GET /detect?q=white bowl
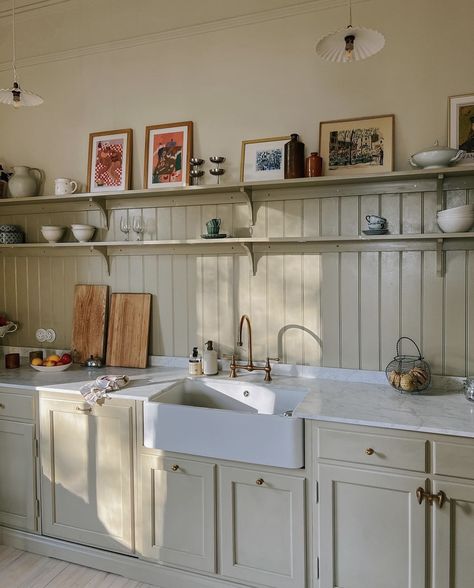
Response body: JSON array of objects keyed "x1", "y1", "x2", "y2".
[
  {"x1": 437, "y1": 216, "x2": 474, "y2": 233},
  {"x1": 437, "y1": 211, "x2": 474, "y2": 219},
  {"x1": 41, "y1": 225, "x2": 65, "y2": 243},
  {"x1": 71, "y1": 224, "x2": 95, "y2": 242},
  {"x1": 438, "y1": 204, "x2": 474, "y2": 215},
  {"x1": 30, "y1": 362, "x2": 72, "y2": 372}
]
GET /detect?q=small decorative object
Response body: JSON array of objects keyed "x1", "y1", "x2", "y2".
[
  {"x1": 319, "y1": 115, "x2": 394, "y2": 176},
  {"x1": 305, "y1": 152, "x2": 323, "y2": 177},
  {"x1": 71, "y1": 224, "x2": 95, "y2": 242},
  {"x1": 8, "y1": 165, "x2": 44, "y2": 197},
  {"x1": 5, "y1": 353, "x2": 20, "y2": 369},
  {"x1": 409, "y1": 141, "x2": 464, "y2": 169},
  {"x1": 284, "y1": 133, "x2": 305, "y2": 179},
  {"x1": 209, "y1": 156, "x2": 225, "y2": 184},
  {"x1": 315, "y1": 0, "x2": 385, "y2": 63},
  {"x1": 41, "y1": 225, "x2": 65, "y2": 244},
  {"x1": 132, "y1": 216, "x2": 145, "y2": 241},
  {"x1": 0, "y1": 320, "x2": 18, "y2": 338},
  {"x1": 120, "y1": 215, "x2": 131, "y2": 241},
  {"x1": 190, "y1": 157, "x2": 205, "y2": 185},
  {"x1": 385, "y1": 337, "x2": 431, "y2": 393},
  {"x1": 87, "y1": 129, "x2": 132, "y2": 193},
  {"x1": 0, "y1": 0, "x2": 43, "y2": 108},
  {"x1": 144, "y1": 121, "x2": 193, "y2": 188},
  {"x1": 448, "y1": 93, "x2": 474, "y2": 165},
  {"x1": 206, "y1": 218, "x2": 221, "y2": 235},
  {"x1": 363, "y1": 214, "x2": 388, "y2": 235},
  {"x1": 464, "y1": 377, "x2": 474, "y2": 402},
  {"x1": 82, "y1": 355, "x2": 104, "y2": 368},
  {"x1": 240, "y1": 136, "x2": 290, "y2": 182},
  {"x1": 55, "y1": 178, "x2": 79, "y2": 196}
]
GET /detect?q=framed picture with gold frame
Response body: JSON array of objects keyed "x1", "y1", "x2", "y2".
[
  {"x1": 144, "y1": 121, "x2": 193, "y2": 188},
  {"x1": 449, "y1": 93, "x2": 474, "y2": 165},
  {"x1": 319, "y1": 114, "x2": 394, "y2": 176},
  {"x1": 240, "y1": 136, "x2": 290, "y2": 182},
  {"x1": 87, "y1": 128, "x2": 133, "y2": 192}
]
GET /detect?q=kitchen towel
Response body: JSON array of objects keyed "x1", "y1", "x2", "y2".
[{"x1": 80, "y1": 374, "x2": 129, "y2": 406}]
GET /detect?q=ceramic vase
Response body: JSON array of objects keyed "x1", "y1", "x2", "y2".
[{"x1": 8, "y1": 166, "x2": 43, "y2": 197}]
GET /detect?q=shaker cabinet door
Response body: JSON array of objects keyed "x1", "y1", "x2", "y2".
[
  {"x1": 318, "y1": 464, "x2": 426, "y2": 588},
  {"x1": 40, "y1": 397, "x2": 134, "y2": 554},
  {"x1": 0, "y1": 420, "x2": 37, "y2": 532}
]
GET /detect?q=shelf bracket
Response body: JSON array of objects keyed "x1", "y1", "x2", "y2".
[
  {"x1": 436, "y1": 173, "x2": 445, "y2": 212},
  {"x1": 436, "y1": 238, "x2": 444, "y2": 277},
  {"x1": 91, "y1": 246, "x2": 110, "y2": 276},
  {"x1": 241, "y1": 242, "x2": 256, "y2": 276},
  {"x1": 89, "y1": 197, "x2": 109, "y2": 229},
  {"x1": 240, "y1": 187, "x2": 255, "y2": 227}
]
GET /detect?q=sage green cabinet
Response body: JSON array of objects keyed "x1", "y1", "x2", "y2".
[
  {"x1": 219, "y1": 465, "x2": 305, "y2": 588},
  {"x1": 39, "y1": 395, "x2": 134, "y2": 554},
  {"x1": 139, "y1": 454, "x2": 216, "y2": 573},
  {"x1": 0, "y1": 419, "x2": 37, "y2": 532}
]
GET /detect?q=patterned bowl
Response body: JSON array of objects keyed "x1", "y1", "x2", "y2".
[
  {"x1": 0, "y1": 224, "x2": 19, "y2": 232},
  {"x1": 0, "y1": 230, "x2": 24, "y2": 244}
]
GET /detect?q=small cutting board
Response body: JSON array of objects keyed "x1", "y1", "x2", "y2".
[
  {"x1": 71, "y1": 284, "x2": 109, "y2": 364},
  {"x1": 106, "y1": 293, "x2": 152, "y2": 368}
]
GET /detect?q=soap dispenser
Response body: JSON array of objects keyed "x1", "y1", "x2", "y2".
[
  {"x1": 203, "y1": 340, "x2": 218, "y2": 375},
  {"x1": 189, "y1": 346, "x2": 203, "y2": 376}
]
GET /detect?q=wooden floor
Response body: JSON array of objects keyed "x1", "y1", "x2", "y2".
[{"x1": 0, "y1": 545, "x2": 158, "y2": 588}]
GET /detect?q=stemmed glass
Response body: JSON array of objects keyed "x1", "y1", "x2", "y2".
[
  {"x1": 133, "y1": 216, "x2": 145, "y2": 241},
  {"x1": 120, "y1": 216, "x2": 131, "y2": 241}
]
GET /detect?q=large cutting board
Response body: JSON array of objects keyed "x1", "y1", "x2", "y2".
[
  {"x1": 71, "y1": 284, "x2": 109, "y2": 364},
  {"x1": 106, "y1": 293, "x2": 151, "y2": 368}
]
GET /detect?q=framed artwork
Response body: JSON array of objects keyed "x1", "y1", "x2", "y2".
[
  {"x1": 87, "y1": 129, "x2": 132, "y2": 192},
  {"x1": 144, "y1": 121, "x2": 193, "y2": 188},
  {"x1": 240, "y1": 136, "x2": 290, "y2": 182},
  {"x1": 319, "y1": 115, "x2": 394, "y2": 176},
  {"x1": 449, "y1": 93, "x2": 474, "y2": 164}
]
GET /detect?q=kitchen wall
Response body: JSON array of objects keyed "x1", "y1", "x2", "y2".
[{"x1": 0, "y1": 0, "x2": 473, "y2": 374}]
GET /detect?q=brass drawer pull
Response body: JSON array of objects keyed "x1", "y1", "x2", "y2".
[
  {"x1": 171, "y1": 464, "x2": 179, "y2": 471},
  {"x1": 75, "y1": 406, "x2": 92, "y2": 413},
  {"x1": 365, "y1": 448, "x2": 375, "y2": 455},
  {"x1": 256, "y1": 478, "x2": 264, "y2": 486},
  {"x1": 0, "y1": 403, "x2": 5, "y2": 409},
  {"x1": 416, "y1": 487, "x2": 447, "y2": 509}
]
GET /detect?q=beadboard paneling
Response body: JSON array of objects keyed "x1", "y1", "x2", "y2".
[{"x1": 1, "y1": 186, "x2": 474, "y2": 375}]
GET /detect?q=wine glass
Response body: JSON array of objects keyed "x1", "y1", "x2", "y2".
[
  {"x1": 120, "y1": 216, "x2": 131, "y2": 241},
  {"x1": 133, "y1": 216, "x2": 145, "y2": 241}
]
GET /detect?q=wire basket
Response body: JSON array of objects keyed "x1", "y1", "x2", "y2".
[{"x1": 385, "y1": 337, "x2": 431, "y2": 393}]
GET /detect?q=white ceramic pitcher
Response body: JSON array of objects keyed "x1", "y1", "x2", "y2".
[{"x1": 8, "y1": 166, "x2": 44, "y2": 197}]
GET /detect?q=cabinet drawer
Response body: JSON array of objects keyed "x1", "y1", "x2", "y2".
[
  {"x1": 433, "y1": 439, "x2": 474, "y2": 479},
  {"x1": 317, "y1": 427, "x2": 427, "y2": 472},
  {"x1": 0, "y1": 390, "x2": 34, "y2": 421}
]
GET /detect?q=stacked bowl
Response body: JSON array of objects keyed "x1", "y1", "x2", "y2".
[
  {"x1": 0, "y1": 224, "x2": 25, "y2": 244},
  {"x1": 437, "y1": 204, "x2": 474, "y2": 233}
]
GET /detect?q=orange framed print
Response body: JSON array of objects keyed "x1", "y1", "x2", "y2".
[
  {"x1": 449, "y1": 93, "x2": 474, "y2": 165},
  {"x1": 87, "y1": 128, "x2": 132, "y2": 192},
  {"x1": 319, "y1": 114, "x2": 394, "y2": 176},
  {"x1": 144, "y1": 121, "x2": 193, "y2": 189}
]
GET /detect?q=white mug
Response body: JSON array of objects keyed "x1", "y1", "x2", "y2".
[
  {"x1": 55, "y1": 178, "x2": 78, "y2": 196},
  {"x1": 0, "y1": 322, "x2": 17, "y2": 338}
]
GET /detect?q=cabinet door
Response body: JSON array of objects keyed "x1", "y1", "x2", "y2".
[
  {"x1": 432, "y1": 480, "x2": 474, "y2": 588},
  {"x1": 319, "y1": 464, "x2": 426, "y2": 588},
  {"x1": 40, "y1": 397, "x2": 134, "y2": 554},
  {"x1": 139, "y1": 454, "x2": 215, "y2": 572},
  {"x1": 0, "y1": 420, "x2": 37, "y2": 532},
  {"x1": 219, "y1": 465, "x2": 305, "y2": 588}
]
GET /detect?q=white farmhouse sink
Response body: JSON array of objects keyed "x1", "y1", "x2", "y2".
[{"x1": 143, "y1": 378, "x2": 308, "y2": 468}]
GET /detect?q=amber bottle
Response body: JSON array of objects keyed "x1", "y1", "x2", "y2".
[{"x1": 284, "y1": 134, "x2": 305, "y2": 179}]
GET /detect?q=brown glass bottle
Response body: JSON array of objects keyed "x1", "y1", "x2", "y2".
[
  {"x1": 284, "y1": 133, "x2": 305, "y2": 179},
  {"x1": 305, "y1": 152, "x2": 323, "y2": 177}
]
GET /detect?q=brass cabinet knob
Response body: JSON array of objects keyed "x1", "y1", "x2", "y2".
[
  {"x1": 365, "y1": 448, "x2": 375, "y2": 455},
  {"x1": 171, "y1": 464, "x2": 179, "y2": 472},
  {"x1": 0, "y1": 403, "x2": 5, "y2": 409},
  {"x1": 256, "y1": 478, "x2": 264, "y2": 486}
]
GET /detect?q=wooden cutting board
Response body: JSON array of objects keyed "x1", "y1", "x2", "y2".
[
  {"x1": 106, "y1": 293, "x2": 152, "y2": 368},
  {"x1": 71, "y1": 284, "x2": 109, "y2": 364}
]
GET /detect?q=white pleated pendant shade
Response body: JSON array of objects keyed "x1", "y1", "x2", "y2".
[
  {"x1": 316, "y1": 26, "x2": 385, "y2": 62},
  {"x1": 0, "y1": 82, "x2": 43, "y2": 108}
]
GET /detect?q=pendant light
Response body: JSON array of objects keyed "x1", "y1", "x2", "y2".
[
  {"x1": 0, "y1": 0, "x2": 43, "y2": 108},
  {"x1": 316, "y1": 0, "x2": 385, "y2": 63}
]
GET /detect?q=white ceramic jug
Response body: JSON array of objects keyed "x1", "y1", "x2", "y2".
[{"x1": 8, "y1": 165, "x2": 44, "y2": 197}]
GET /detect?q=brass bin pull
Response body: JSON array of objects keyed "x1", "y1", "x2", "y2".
[
  {"x1": 416, "y1": 486, "x2": 447, "y2": 508},
  {"x1": 365, "y1": 448, "x2": 375, "y2": 455},
  {"x1": 75, "y1": 406, "x2": 92, "y2": 413},
  {"x1": 171, "y1": 464, "x2": 179, "y2": 472},
  {"x1": 256, "y1": 478, "x2": 264, "y2": 486}
]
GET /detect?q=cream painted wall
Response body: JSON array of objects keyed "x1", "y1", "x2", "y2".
[{"x1": 0, "y1": 0, "x2": 473, "y2": 374}]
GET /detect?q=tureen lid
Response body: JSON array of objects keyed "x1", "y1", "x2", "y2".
[{"x1": 418, "y1": 140, "x2": 457, "y2": 153}]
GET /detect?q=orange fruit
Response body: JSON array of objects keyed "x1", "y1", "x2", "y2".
[
  {"x1": 44, "y1": 360, "x2": 57, "y2": 367},
  {"x1": 47, "y1": 354, "x2": 61, "y2": 362},
  {"x1": 31, "y1": 357, "x2": 43, "y2": 366}
]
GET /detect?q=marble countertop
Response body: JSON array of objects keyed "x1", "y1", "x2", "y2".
[{"x1": 0, "y1": 364, "x2": 472, "y2": 438}]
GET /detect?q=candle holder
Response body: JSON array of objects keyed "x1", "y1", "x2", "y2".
[
  {"x1": 190, "y1": 157, "x2": 205, "y2": 186},
  {"x1": 209, "y1": 156, "x2": 225, "y2": 185}
]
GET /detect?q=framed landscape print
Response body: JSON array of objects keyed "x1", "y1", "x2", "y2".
[
  {"x1": 319, "y1": 115, "x2": 394, "y2": 176},
  {"x1": 240, "y1": 136, "x2": 290, "y2": 182},
  {"x1": 144, "y1": 121, "x2": 193, "y2": 188},
  {"x1": 449, "y1": 93, "x2": 474, "y2": 164},
  {"x1": 87, "y1": 129, "x2": 132, "y2": 192}
]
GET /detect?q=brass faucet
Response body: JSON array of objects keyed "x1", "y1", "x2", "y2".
[{"x1": 229, "y1": 314, "x2": 276, "y2": 382}]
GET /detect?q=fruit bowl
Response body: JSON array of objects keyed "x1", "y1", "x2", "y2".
[{"x1": 30, "y1": 362, "x2": 72, "y2": 372}]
